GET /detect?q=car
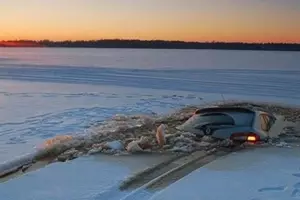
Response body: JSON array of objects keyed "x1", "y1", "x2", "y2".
[{"x1": 176, "y1": 106, "x2": 278, "y2": 142}]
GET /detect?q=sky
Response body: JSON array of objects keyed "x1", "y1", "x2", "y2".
[{"x1": 0, "y1": 0, "x2": 299, "y2": 43}]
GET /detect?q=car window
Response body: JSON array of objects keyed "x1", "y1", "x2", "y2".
[
  {"x1": 260, "y1": 115, "x2": 267, "y2": 131},
  {"x1": 225, "y1": 112, "x2": 254, "y2": 126},
  {"x1": 181, "y1": 113, "x2": 235, "y2": 130},
  {"x1": 201, "y1": 113, "x2": 235, "y2": 124},
  {"x1": 260, "y1": 114, "x2": 271, "y2": 131}
]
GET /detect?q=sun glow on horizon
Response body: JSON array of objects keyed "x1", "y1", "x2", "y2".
[{"x1": 1, "y1": 0, "x2": 300, "y2": 43}]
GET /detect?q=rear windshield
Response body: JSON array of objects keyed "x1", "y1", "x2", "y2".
[
  {"x1": 226, "y1": 112, "x2": 255, "y2": 126},
  {"x1": 181, "y1": 112, "x2": 254, "y2": 129},
  {"x1": 181, "y1": 113, "x2": 235, "y2": 128}
]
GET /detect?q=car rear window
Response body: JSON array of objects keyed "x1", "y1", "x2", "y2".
[
  {"x1": 200, "y1": 113, "x2": 235, "y2": 124},
  {"x1": 180, "y1": 113, "x2": 235, "y2": 129},
  {"x1": 226, "y1": 112, "x2": 255, "y2": 126},
  {"x1": 181, "y1": 111, "x2": 254, "y2": 130}
]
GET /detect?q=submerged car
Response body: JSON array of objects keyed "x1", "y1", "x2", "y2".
[{"x1": 176, "y1": 106, "x2": 277, "y2": 142}]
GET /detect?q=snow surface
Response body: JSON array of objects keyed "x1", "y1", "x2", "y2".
[
  {"x1": 0, "y1": 48, "x2": 300, "y2": 199},
  {"x1": 0, "y1": 154, "x2": 170, "y2": 200},
  {"x1": 150, "y1": 147, "x2": 300, "y2": 200}
]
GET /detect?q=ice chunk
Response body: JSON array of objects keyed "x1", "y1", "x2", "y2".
[
  {"x1": 105, "y1": 140, "x2": 124, "y2": 150},
  {"x1": 126, "y1": 141, "x2": 143, "y2": 153}
]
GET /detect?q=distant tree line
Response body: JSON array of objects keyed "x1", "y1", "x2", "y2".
[{"x1": 1, "y1": 39, "x2": 300, "y2": 51}]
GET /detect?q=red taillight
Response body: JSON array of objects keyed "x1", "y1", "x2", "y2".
[
  {"x1": 230, "y1": 132, "x2": 260, "y2": 142},
  {"x1": 247, "y1": 135, "x2": 257, "y2": 142}
]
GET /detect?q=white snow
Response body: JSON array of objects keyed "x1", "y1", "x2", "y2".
[
  {"x1": 0, "y1": 154, "x2": 171, "y2": 200},
  {"x1": 150, "y1": 147, "x2": 300, "y2": 200}
]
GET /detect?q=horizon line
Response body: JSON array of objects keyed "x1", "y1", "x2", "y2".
[{"x1": 1, "y1": 39, "x2": 300, "y2": 45}]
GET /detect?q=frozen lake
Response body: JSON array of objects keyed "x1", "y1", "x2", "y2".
[
  {"x1": 0, "y1": 48, "x2": 299, "y2": 199},
  {"x1": 0, "y1": 48, "x2": 299, "y2": 162}
]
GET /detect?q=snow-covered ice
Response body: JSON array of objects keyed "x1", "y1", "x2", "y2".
[
  {"x1": 0, "y1": 154, "x2": 171, "y2": 200},
  {"x1": 0, "y1": 48, "x2": 300, "y2": 199},
  {"x1": 149, "y1": 147, "x2": 300, "y2": 200}
]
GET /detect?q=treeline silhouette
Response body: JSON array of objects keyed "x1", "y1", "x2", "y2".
[{"x1": 1, "y1": 39, "x2": 300, "y2": 51}]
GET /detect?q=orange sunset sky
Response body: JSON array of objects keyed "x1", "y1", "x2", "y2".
[{"x1": 0, "y1": 0, "x2": 299, "y2": 43}]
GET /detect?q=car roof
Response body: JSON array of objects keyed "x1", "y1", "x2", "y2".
[{"x1": 195, "y1": 106, "x2": 255, "y2": 114}]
